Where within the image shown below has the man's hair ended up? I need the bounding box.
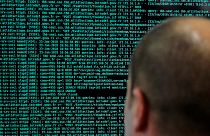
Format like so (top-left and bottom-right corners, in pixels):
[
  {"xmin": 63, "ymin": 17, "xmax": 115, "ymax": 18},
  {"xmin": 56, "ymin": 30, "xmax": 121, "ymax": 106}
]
[{"xmin": 129, "ymin": 16, "xmax": 210, "ymax": 135}]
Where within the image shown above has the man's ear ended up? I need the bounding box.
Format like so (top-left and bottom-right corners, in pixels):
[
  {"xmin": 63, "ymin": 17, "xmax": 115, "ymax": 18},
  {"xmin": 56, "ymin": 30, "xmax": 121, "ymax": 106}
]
[{"xmin": 132, "ymin": 87, "xmax": 148, "ymax": 132}]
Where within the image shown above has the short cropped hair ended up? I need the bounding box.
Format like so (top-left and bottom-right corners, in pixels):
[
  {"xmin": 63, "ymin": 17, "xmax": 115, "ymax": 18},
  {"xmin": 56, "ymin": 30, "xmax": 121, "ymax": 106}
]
[{"xmin": 129, "ymin": 16, "xmax": 210, "ymax": 135}]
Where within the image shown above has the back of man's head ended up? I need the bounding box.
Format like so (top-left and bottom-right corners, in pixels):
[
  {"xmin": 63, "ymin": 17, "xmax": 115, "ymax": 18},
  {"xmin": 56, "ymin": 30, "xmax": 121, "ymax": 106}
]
[{"xmin": 125, "ymin": 16, "xmax": 210, "ymax": 136}]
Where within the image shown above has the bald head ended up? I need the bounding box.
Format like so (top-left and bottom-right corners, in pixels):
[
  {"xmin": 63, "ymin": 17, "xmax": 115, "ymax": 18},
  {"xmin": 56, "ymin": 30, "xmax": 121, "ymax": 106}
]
[
  {"xmin": 125, "ymin": 16, "xmax": 210, "ymax": 136},
  {"xmin": 173, "ymin": 17, "xmax": 210, "ymax": 41}
]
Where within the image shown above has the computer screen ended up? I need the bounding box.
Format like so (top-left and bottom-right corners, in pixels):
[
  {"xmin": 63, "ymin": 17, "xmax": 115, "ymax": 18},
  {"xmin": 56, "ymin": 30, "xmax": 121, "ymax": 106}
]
[{"xmin": 0, "ymin": 0, "xmax": 209, "ymax": 135}]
